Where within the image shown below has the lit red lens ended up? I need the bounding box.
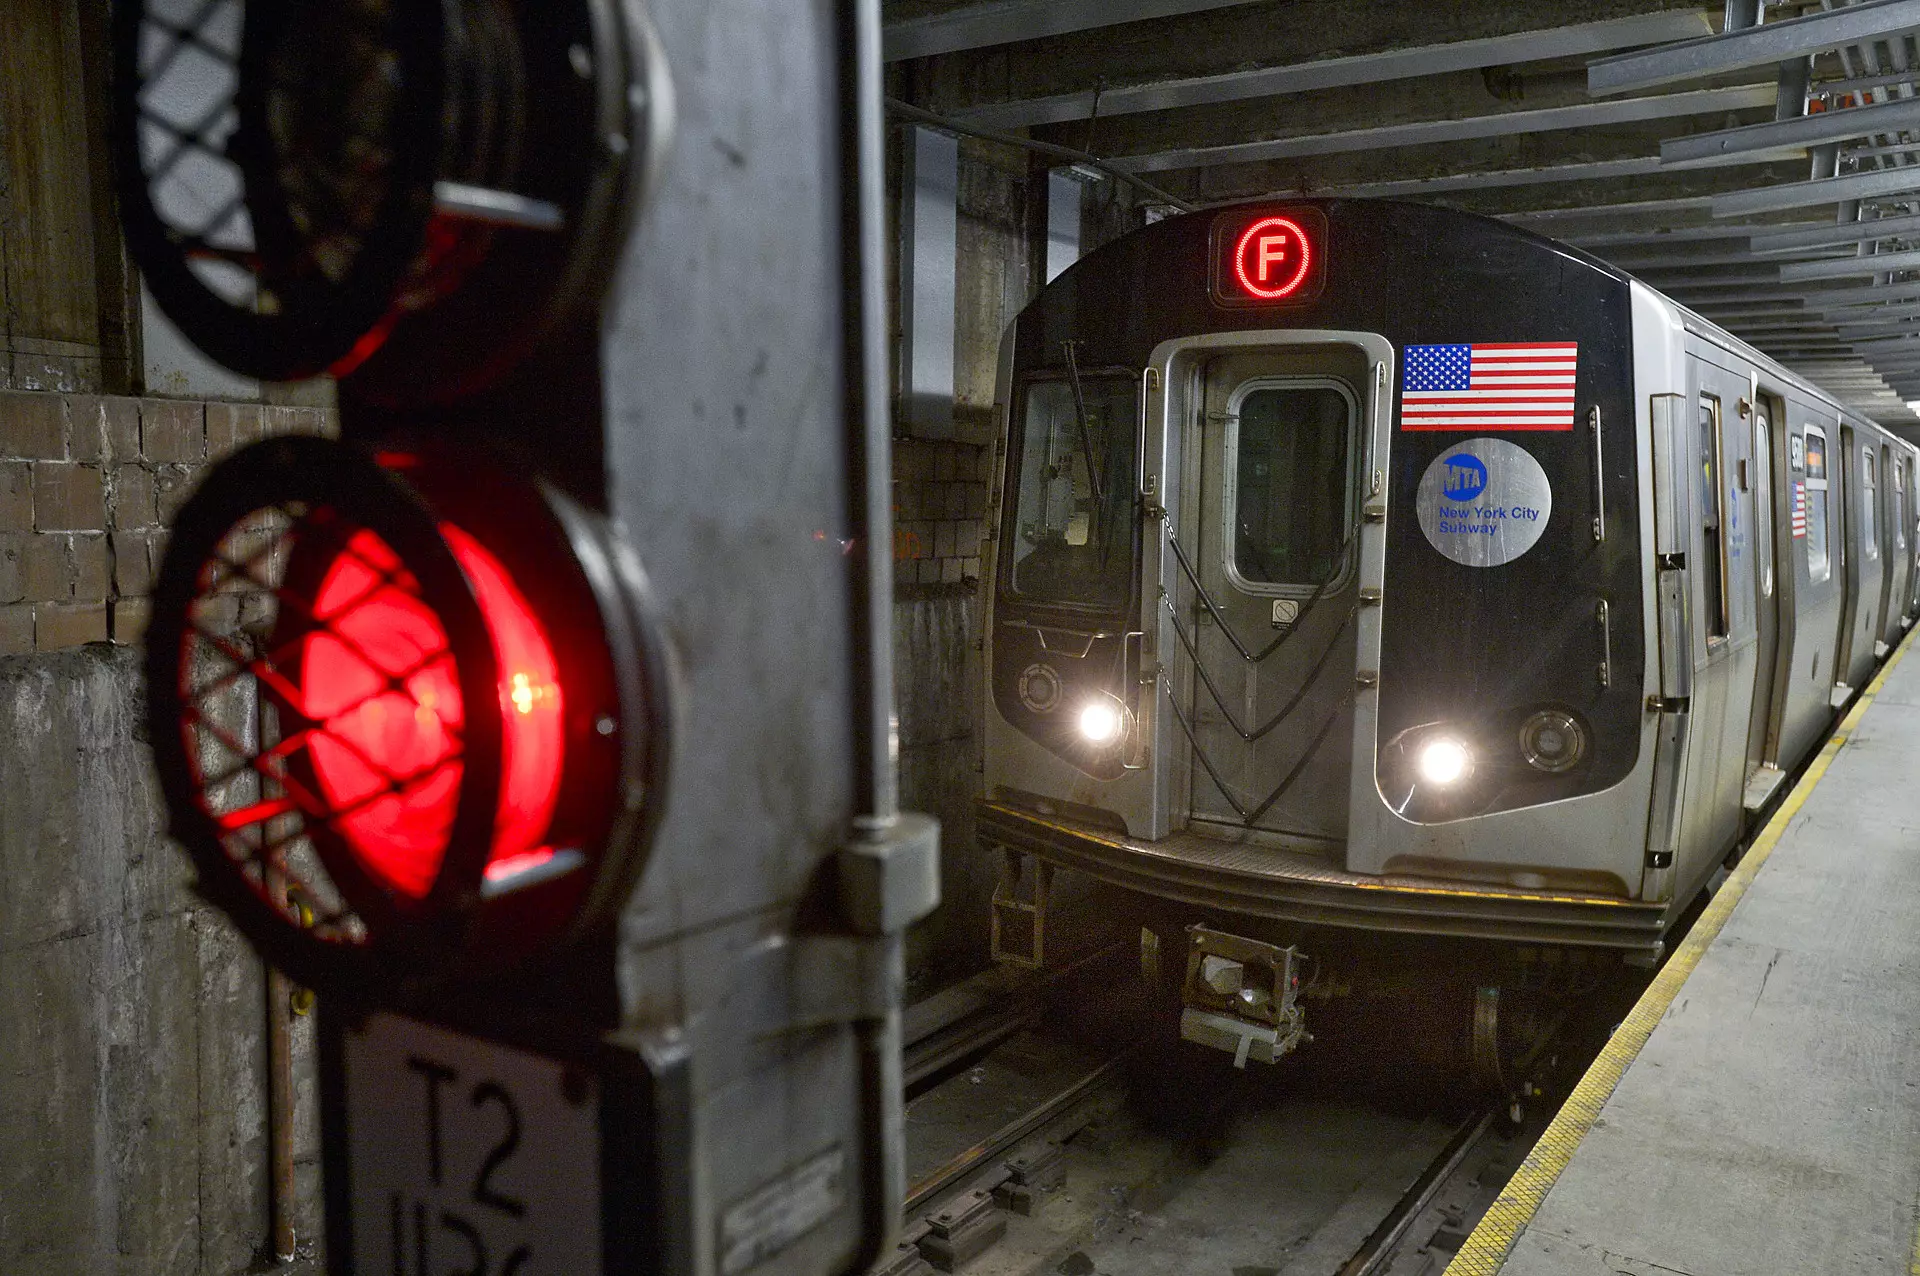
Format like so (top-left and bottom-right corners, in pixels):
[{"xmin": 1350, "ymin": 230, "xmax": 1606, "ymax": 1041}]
[
  {"xmin": 1231, "ymin": 216, "xmax": 1312, "ymax": 300},
  {"xmin": 303, "ymin": 525, "xmax": 564, "ymax": 899}
]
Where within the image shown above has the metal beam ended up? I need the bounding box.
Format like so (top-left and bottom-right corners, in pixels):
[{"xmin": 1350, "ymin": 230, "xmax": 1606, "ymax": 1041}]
[
  {"xmin": 1504, "ymin": 195, "xmax": 1725, "ymax": 224},
  {"xmin": 1713, "ymin": 164, "xmax": 1920, "ymax": 215},
  {"xmin": 1722, "ymin": 318, "xmax": 1842, "ymax": 331},
  {"xmin": 1814, "ymin": 67, "xmax": 1920, "ymax": 98},
  {"xmin": 1781, "ymin": 247, "xmax": 1920, "ymax": 280},
  {"xmin": 1811, "ymin": 284, "xmax": 1920, "ymax": 310},
  {"xmin": 1690, "ymin": 304, "xmax": 1816, "ymax": 319},
  {"xmin": 1670, "ymin": 287, "xmax": 1875, "ymax": 304},
  {"xmin": 947, "ymin": 11, "xmax": 1716, "ymax": 129},
  {"xmin": 1749, "ymin": 210, "xmax": 1920, "ymax": 252},
  {"xmin": 1564, "ymin": 225, "xmax": 1780, "ymax": 247},
  {"xmin": 1604, "ymin": 246, "xmax": 1848, "ymax": 269},
  {"xmin": 1589, "ymin": 0, "xmax": 1920, "ymax": 96},
  {"xmin": 1831, "ymin": 323, "xmax": 1920, "ymax": 338},
  {"xmin": 1818, "ymin": 301, "xmax": 1920, "ymax": 321},
  {"xmin": 1642, "ymin": 267, "xmax": 1785, "ymax": 287},
  {"xmin": 884, "ymin": 0, "xmax": 1261, "ymax": 62},
  {"xmin": 1661, "ymin": 95, "xmax": 1920, "ymax": 162},
  {"xmin": 1290, "ymin": 149, "xmax": 1802, "ymax": 201},
  {"xmin": 1112, "ymin": 86, "xmax": 1777, "ymax": 174}
]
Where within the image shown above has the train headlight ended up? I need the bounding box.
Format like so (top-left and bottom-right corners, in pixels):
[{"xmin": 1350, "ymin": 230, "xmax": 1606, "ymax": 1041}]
[
  {"xmin": 1415, "ymin": 736, "xmax": 1474, "ymax": 787},
  {"xmin": 1079, "ymin": 700, "xmax": 1124, "ymax": 745},
  {"xmin": 1519, "ymin": 710, "xmax": 1587, "ymax": 773}
]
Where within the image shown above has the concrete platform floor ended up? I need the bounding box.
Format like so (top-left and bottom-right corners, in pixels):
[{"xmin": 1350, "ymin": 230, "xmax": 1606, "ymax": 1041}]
[{"xmin": 1451, "ymin": 638, "xmax": 1920, "ymax": 1276}]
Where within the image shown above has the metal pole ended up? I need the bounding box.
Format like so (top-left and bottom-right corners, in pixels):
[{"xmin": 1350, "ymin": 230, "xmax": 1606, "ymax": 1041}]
[{"xmin": 846, "ymin": 0, "xmax": 897, "ymax": 831}]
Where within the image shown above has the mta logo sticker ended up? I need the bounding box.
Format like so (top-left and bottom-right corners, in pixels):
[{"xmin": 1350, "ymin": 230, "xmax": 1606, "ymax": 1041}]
[
  {"xmin": 1415, "ymin": 437, "xmax": 1553, "ymax": 568},
  {"xmin": 1440, "ymin": 454, "xmax": 1488, "ymax": 504}
]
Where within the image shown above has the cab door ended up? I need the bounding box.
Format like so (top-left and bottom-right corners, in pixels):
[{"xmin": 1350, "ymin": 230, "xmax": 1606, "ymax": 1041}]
[{"xmin": 1184, "ymin": 348, "xmax": 1366, "ymax": 841}]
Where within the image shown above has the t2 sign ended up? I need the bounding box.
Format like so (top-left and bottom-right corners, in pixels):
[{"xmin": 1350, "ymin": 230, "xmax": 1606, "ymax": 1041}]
[{"xmin": 338, "ymin": 1013, "xmax": 603, "ymax": 1275}]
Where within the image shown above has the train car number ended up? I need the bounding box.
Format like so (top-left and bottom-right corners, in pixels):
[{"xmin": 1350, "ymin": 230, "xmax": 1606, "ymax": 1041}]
[{"xmin": 343, "ymin": 1013, "xmax": 602, "ymax": 1275}]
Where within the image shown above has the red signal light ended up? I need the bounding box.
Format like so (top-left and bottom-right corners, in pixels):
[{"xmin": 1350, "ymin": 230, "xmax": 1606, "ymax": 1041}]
[
  {"xmin": 146, "ymin": 437, "xmax": 671, "ymax": 994},
  {"xmin": 302, "ymin": 525, "xmax": 565, "ymax": 901}
]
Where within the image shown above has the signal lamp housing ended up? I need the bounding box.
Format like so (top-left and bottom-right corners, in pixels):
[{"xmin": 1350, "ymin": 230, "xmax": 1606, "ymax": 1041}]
[
  {"xmin": 111, "ymin": 0, "xmax": 672, "ymax": 397},
  {"xmin": 145, "ymin": 436, "xmax": 671, "ymax": 995}
]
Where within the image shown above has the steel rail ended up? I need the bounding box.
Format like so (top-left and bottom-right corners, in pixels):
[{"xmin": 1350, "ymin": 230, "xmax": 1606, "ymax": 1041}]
[
  {"xmin": 1337, "ymin": 1110, "xmax": 1499, "ymax": 1276},
  {"xmin": 902, "ymin": 1046, "xmax": 1143, "ymax": 1216}
]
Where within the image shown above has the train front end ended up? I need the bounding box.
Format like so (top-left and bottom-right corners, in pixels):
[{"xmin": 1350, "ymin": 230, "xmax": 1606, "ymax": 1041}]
[{"xmin": 980, "ymin": 200, "xmax": 1666, "ymax": 1061}]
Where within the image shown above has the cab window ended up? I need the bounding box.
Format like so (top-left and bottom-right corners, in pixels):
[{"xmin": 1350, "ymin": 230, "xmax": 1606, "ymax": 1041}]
[
  {"xmin": 1863, "ymin": 449, "xmax": 1878, "ymax": 560},
  {"xmin": 1007, "ymin": 375, "xmax": 1140, "ymax": 609},
  {"xmin": 1227, "ymin": 381, "xmax": 1355, "ymax": 590}
]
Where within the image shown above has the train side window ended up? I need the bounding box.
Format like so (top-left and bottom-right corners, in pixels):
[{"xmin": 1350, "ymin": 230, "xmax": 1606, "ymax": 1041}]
[
  {"xmin": 1805, "ymin": 426, "xmax": 1831, "ymax": 584},
  {"xmin": 1226, "ymin": 381, "xmax": 1354, "ymax": 589},
  {"xmin": 1698, "ymin": 395, "xmax": 1729, "ymax": 641},
  {"xmin": 1007, "ymin": 375, "xmax": 1141, "ymax": 609},
  {"xmin": 1897, "ymin": 461, "xmax": 1908, "ymax": 552},
  {"xmin": 1863, "ymin": 449, "xmax": 1878, "ymax": 560}
]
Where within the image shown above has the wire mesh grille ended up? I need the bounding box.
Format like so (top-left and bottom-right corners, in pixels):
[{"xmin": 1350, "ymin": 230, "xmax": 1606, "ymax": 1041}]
[
  {"xmin": 131, "ymin": 0, "xmax": 404, "ymax": 311},
  {"xmin": 134, "ymin": 0, "xmax": 257, "ymax": 304},
  {"xmin": 179, "ymin": 502, "xmax": 469, "ymax": 949}
]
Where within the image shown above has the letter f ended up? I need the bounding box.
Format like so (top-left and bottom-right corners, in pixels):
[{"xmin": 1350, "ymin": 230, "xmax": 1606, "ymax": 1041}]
[{"xmin": 1256, "ymin": 235, "xmax": 1287, "ymax": 281}]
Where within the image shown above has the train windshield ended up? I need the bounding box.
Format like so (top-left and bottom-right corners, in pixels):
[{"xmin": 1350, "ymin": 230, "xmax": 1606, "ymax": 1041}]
[
  {"xmin": 1008, "ymin": 375, "xmax": 1139, "ymax": 610},
  {"xmin": 1230, "ymin": 383, "xmax": 1354, "ymax": 587}
]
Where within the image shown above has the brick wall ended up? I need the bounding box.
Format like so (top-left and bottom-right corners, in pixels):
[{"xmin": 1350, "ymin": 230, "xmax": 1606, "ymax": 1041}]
[
  {"xmin": 893, "ymin": 436, "xmax": 993, "ymax": 590},
  {"xmin": 0, "ymin": 390, "xmax": 334, "ymax": 657}
]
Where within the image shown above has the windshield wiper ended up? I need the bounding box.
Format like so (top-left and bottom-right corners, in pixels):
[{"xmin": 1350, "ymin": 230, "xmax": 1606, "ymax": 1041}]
[{"xmin": 1062, "ymin": 340, "xmax": 1105, "ymax": 511}]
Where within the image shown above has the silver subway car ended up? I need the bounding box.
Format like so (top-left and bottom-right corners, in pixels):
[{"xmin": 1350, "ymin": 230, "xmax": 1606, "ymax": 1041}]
[{"xmin": 976, "ymin": 199, "xmax": 1919, "ymax": 1064}]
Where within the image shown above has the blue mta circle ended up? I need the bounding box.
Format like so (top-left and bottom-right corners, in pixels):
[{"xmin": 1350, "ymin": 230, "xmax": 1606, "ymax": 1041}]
[{"xmin": 1441, "ymin": 454, "xmax": 1487, "ymax": 504}]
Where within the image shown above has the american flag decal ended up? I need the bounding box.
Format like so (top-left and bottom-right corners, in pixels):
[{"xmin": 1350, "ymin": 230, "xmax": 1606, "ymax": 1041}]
[
  {"xmin": 1401, "ymin": 342, "xmax": 1579, "ymax": 431},
  {"xmin": 1792, "ymin": 481, "xmax": 1807, "ymax": 538}
]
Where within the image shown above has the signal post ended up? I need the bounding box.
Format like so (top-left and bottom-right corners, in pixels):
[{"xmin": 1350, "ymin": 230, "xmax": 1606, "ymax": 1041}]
[{"xmin": 113, "ymin": 0, "xmax": 934, "ymax": 1272}]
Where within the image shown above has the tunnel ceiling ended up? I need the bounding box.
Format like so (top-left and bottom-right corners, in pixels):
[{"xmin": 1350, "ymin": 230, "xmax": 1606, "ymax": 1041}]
[{"xmin": 886, "ymin": 0, "xmax": 1920, "ymax": 436}]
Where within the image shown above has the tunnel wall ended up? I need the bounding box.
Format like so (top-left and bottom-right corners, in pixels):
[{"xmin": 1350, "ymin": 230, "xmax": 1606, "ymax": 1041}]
[
  {"xmin": 0, "ymin": 388, "xmax": 331, "ymax": 1274},
  {"xmin": 0, "ymin": 645, "xmax": 323, "ymax": 1274}
]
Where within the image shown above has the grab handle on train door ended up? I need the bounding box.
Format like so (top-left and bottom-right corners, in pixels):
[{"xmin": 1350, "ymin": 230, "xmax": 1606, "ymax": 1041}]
[
  {"xmin": 1123, "ymin": 630, "xmax": 1149, "ymax": 770},
  {"xmin": 1590, "ymin": 405, "xmax": 1606, "ymax": 543},
  {"xmin": 1596, "ymin": 597, "xmax": 1612, "ymax": 690}
]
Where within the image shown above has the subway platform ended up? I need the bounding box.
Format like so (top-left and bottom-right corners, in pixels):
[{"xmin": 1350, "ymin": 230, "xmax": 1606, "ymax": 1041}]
[{"xmin": 1449, "ymin": 633, "xmax": 1920, "ymax": 1276}]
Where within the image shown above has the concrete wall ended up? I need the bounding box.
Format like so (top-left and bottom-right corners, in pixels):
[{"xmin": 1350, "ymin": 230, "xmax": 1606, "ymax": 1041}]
[
  {"xmin": 0, "ymin": 386, "xmax": 334, "ymax": 1272},
  {"xmin": 0, "ymin": 645, "xmax": 321, "ymax": 1274}
]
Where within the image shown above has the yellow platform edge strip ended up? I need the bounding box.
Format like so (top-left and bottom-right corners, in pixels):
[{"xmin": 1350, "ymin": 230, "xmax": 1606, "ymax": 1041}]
[{"xmin": 1443, "ymin": 626, "xmax": 1916, "ymax": 1276}]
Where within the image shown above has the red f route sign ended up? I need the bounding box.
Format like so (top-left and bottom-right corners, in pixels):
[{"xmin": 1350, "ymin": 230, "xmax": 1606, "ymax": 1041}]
[{"xmin": 1211, "ymin": 206, "xmax": 1327, "ymax": 307}]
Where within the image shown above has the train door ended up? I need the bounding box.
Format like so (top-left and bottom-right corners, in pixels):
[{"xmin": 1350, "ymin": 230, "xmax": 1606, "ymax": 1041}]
[
  {"xmin": 1836, "ymin": 425, "xmax": 1881, "ymax": 691},
  {"xmin": 1904, "ymin": 452, "xmax": 1920, "ymax": 621},
  {"xmin": 1674, "ymin": 357, "xmax": 1753, "ymax": 875},
  {"xmin": 1875, "ymin": 441, "xmax": 1899, "ymax": 655},
  {"xmin": 1182, "ymin": 348, "xmax": 1366, "ymax": 843},
  {"xmin": 1907, "ymin": 455, "xmax": 1920, "ymax": 621},
  {"xmin": 1743, "ymin": 392, "xmax": 1785, "ymax": 797}
]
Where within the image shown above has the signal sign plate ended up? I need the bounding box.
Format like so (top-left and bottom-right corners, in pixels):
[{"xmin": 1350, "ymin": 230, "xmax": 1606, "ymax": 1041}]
[{"xmin": 342, "ymin": 1012, "xmax": 603, "ymax": 1274}]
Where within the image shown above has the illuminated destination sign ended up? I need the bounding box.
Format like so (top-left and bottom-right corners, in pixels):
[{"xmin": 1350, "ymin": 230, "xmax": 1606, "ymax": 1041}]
[{"xmin": 1211, "ymin": 207, "xmax": 1327, "ymax": 306}]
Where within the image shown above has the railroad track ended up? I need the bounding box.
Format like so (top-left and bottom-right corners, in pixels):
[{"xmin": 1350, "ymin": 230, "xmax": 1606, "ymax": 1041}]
[
  {"xmin": 883, "ymin": 963, "xmax": 1583, "ymax": 1276},
  {"xmin": 902, "ymin": 937, "xmax": 1138, "ymax": 1095}
]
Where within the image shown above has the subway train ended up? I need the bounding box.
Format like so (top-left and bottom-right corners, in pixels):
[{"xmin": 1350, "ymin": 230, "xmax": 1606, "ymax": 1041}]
[{"xmin": 976, "ymin": 198, "xmax": 1920, "ymax": 1068}]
